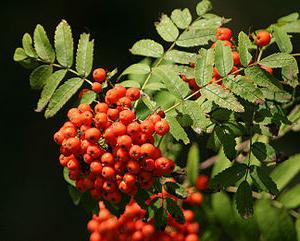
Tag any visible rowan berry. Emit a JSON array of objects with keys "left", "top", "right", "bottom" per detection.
[
  {"left": 123, "top": 173, "right": 136, "bottom": 186},
  {"left": 111, "top": 122, "right": 127, "bottom": 136},
  {"left": 117, "top": 135, "right": 132, "bottom": 149},
  {"left": 93, "top": 68, "right": 106, "bottom": 83},
  {"left": 102, "top": 166, "right": 116, "bottom": 179},
  {"left": 140, "top": 120, "right": 155, "bottom": 135},
  {"left": 101, "top": 152, "right": 114, "bottom": 166},
  {"left": 127, "top": 122, "right": 141, "bottom": 136},
  {"left": 129, "top": 145, "right": 141, "bottom": 159},
  {"left": 94, "top": 103, "right": 109, "bottom": 113},
  {"left": 87, "top": 145, "right": 103, "bottom": 159},
  {"left": 148, "top": 114, "right": 161, "bottom": 124},
  {"left": 216, "top": 27, "right": 233, "bottom": 41},
  {"left": 260, "top": 65, "right": 273, "bottom": 74},
  {"left": 256, "top": 31, "right": 271, "bottom": 47},
  {"left": 155, "top": 120, "right": 170, "bottom": 136},
  {"left": 185, "top": 234, "right": 198, "bottom": 241},
  {"left": 67, "top": 158, "right": 80, "bottom": 170},
  {"left": 126, "top": 160, "right": 140, "bottom": 174},
  {"left": 126, "top": 87, "right": 141, "bottom": 101},
  {"left": 107, "top": 108, "right": 119, "bottom": 121},
  {"left": 54, "top": 131, "right": 65, "bottom": 145},
  {"left": 140, "top": 143, "right": 156, "bottom": 157},
  {"left": 90, "top": 161, "right": 103, "bottom": 174},
  {"left": 232, "top": 51, "right": 241, "bottom": 65},
  {"left": 118, "top": 97, "right": 132, "bottom": 109},
  {"left": 85, "top": 128, "right": 101, "bottom": 142},
  {"left": 196, "top": 175, "right": 209, "bottom": 190},
  {"left": 92, "top": 82, "right": 102, "bottom": 93},
  {"left": 94, "top": 112, "right": 108, "bottom": 128},
  {"left": 119, "top": 109, "right": 135, "bottom": 125}
]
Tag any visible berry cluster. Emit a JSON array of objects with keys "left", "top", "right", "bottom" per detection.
[
  {"left": 54, "top": 81, "right": 174, "bottom": 203},
  {"left": 179, "top": 27, "right": 273, "bottom": 95},
  {"left": 88, "top": 201, "right": 199, "bottom": 241}
]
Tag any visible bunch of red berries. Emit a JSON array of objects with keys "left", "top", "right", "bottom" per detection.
[
  {"left": 54, "top": 78, "right": 174, "bottom": 203},
  {"left": 88, "top": 201, "right": 199, "bottom": 241},
  {"left": 179, "top": 27, "right": 273, "bottom": 95}
]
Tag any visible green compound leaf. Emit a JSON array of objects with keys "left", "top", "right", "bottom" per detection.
[
  {"left": 45, "top": 77, "right": 84, "bottom": 118},
  {"left": 183, "top": 100, "right": 212, "bottom": 133},
  {"left": 166, "top": 115, "right": 190, "bottom": 145},
  {"left": 255, "top": 199, "right": 297, "bottom": 241},
  {"left": 195, "top": 48, "right": 214, "bottom": 86},
  {"left": 272, "top": 25, "right": 293, "bottom": 53},
  {"left": 76, "top": 33, "right": 94, "bottom": 77},
  {"left": 281, "top": 56, "right": 299, "bottom": 88},
  {"left": 164, "top": 50, "right": 197, "bottom": 65},
  {"left": 22, "top": 33, "right": 37, "bottom": 58},
  {"left": 13, "top": 48, "right": 28, "bottom": 62},
  {"left": 271, "top": 153, "right": 300, "bottom": 191},
  {"left": 80, "top": 90, "right": 97, "bottom": 104},
  {"left": 118, "top": 80, "right": 141, "bottom": 88},
  {"left": 63, "top": 167, "right": 76, "bottom": 187},
  {"left": 176, "top": 28, "right": 216, "bottom": 47},
  {"left": 154, "top": 207, "right": 168, "bottom": 231},
  {"left": 245, "top": 66, "right": 283, "bottom": 91},
  {"left": 209, "top": 163, "right": 247, "bottom": 190},
  {"left": 33, "top": 24, "right": 55, "bottom": 63},
  {"left": 251, "top": 142, "right": 276, "bottom": 163},
  {"left": 215, "top": 125, "right": 237, "bottom": 160},
  {"left": 296, "top": 217, "right": 300, "bottom": 241},
  {"left": 235, "top": 180, "right": 253, "bottom": 219},
  {"left": 186, "top": 143, "right": 200, "bottom": 185},
  {"left": 36, "top": 69, "right": 67, "bottom": 112},
  {"left": 279, "top": 184, "right": 300, "bottom": 209},
  {"left": 29, "top": 65, "right": 53, "bottom": 90},
  {"left": 155, "top": 14, "right": 179, "bottom": 42},
  {"left": 55, "top": 19, "right": 74, "bottom": 68},
  {"left": 68, "top": 185, "right": 82, "bottom": 205},
  {"left": 164, "top": 182, "right": 188, "bottom": 199},
  {"left": 259, "top": 53, "right": 295, "bottom": 68},
  {"left": 201, "top": 83, "right": 244, "bottom": 112},
  {"left": 223, "top": 75, "right": 264, "bottom": 103},
  {"left": 153, "top": 65, "right": 189, "bottom": 99},
  {"left": 130, "top": 39, "right": 164, "bottom": 58},
  {"left": 196, "top": 0, "right": 213, "bottom": 16},
  {"left": 278, "top": 12, "right": 299, "bottom": 23},
  {"left": 215, "top": 40, "right": 234, "bottom": 77},
  {"left": 170, "top": 8, "right": 192, "bottom": 29},
  {"left": 134, "top": 188, "right": 150, "bottom": 210},
  {"left": 120, "top": 63, "right": 150, "bottom": 77},
  {"left": 250, "top": 165, "right": 279, "bottom": 195},
  {"left": 166, "top": 198, "right": 185, "bottom": 224},
  {"left": 238, "top": 31, "right": 252, "bottom": 67}
]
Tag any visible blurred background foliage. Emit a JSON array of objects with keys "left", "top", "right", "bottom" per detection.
[{"left": 1, "top": 0, "right": 299, "bottom": 240}]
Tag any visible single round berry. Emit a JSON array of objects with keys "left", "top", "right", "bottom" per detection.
[
  {"left": 92, "top": 82, "right": 102, "bottom": 93},
  {"left": 93, "top": 68, "right": 106, "bottom": 83},
  {"left": 256, "top": 31, "right": 271, "bottom": 47},
  {"left": 216, "top": 27, "right": 232, "bottom": 41}
]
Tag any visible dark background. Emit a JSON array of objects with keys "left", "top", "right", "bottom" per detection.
[{"left": 1, "top": 0, "right": 299, "bottom": 240}]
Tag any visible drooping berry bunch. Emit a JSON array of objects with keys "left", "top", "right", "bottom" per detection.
[
  {"left": 53, "top": 73, "right": 174, "bottom": 203},
  {"left": 87, "top": 200, "right": 199, "bottom": 241},
  {"left": 179, "top": 27, "right": 273, "bottom": 95}
]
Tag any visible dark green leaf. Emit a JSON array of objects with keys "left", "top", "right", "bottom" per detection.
[
  {"left": 279, "top": 105, "right": 300, "bottom": 136},
  {"left": 103, "top": 194, "right": 130, "bottom": 217},
  {"left": 201, "top": 84, "right": 244, "bottom": 112},
  {"left": 209, "top": 164, "right": 247, "bottom": 190},
  {"left": 134, "top": 188, "right": 150, "bottom": 209},
  {"left": 13, "top": 48, "right": 28, "bottom": 62},
  {"left": 45, "top": 77, "right": 84, "bottom": 118},
  {"left": 271, "top": 153, "right": 300, "bottom": 191},
  {"left": 120, "top": 63, "right": 150, "bottom": 76},
  {"left": 154, "top": 207, "right": 168, "bottom": 230},
  {"left": 245, "top": 66, "right": 283, "bottom": 91},
  {"left": 153, "top": 65, "right": 189, "bottom": 99},
  {"left": 195, "top": 48, "right": 214, "bottom": 86},
  {"left": 80, "top": 192, "right": 100, "bottom": 215},
  {"left": 250, "top": 165, "right": 279, "bottom": 195},
  {"left": 296, "top": 217, "right": 300, "bottom": 241},
  {"left": 186, "top": 143, "right": 200, "bottom": 185},
  {"left": 273, "top": 26, "right": 293, "bottom": 53},
  {"left": 55, "top": 19, "right": 74, "bottom": 68},
  {"left": 279, "top": 184, "right": 300, "bottom": 208},
  {"left": 238, "top": 31, "right": 252, "bottom": 67},
  {"left": 80, "top": 90, "right": 97, "bottom": 104},
  {"left": 215, "top": 125, "right": 237, "bottom": 160},
  {"left": 29, "top": 65, "right": 53, "bottom": 90},
  {"left": 22, "top": 33, "right": 37, "bottom": 58},
  {"left": 67, "top": 185, "right": 81, "bottom": 205},
  {"left": 165, "top": 115, "right": 190, "bottom": 144},
  {"left": 164, "top": 182, "right": 188, "bottom": 199},
  {"left": 196, "top": 0, "right": 213, "bottom": 16},
  {"left": 215, "top": 40, "right": 234, "bottom": 77},
  {"left": 235, "top": 180, "right": 253, "bottom": 219},
  {"left": 164, "top": 50, "right": 197, "bottom": 65},
  {"left": 155, "top": 14, "right": 179, "bottom": 42},
  {"left": 223, "top": 75, "right": 264, "bottom": 103},
  {"left": 170, "top": 9, "right": 192, "bottom": 29},
  {"left": 166, "top": 198, "right": 185, "bottom": 224},
  {"left": 76, "top": 33, "right": 94, "bottom": 77},
  {"left": 176, "top": 28, "right": 216, "bottom": 47},
  {"left": 147, "top": 197, "right": 161, "bottom": 219},
  {"left": 259, "top": 53, "right": 294, "bottom": 68},
  {"left": 211, "top": 149, "right": 231, "bottom": 177},
  {"left": 33, "top": 24, "right": 55, "bottom": 63},
  {"left": 130, "top": 39, "right": 164, "bottom": 58},
  {"left": 36, "top": 69, "right": 67, "bottom": 111},
  {"left": 252, "top": 142, "right": 276, "bottom": 162}
]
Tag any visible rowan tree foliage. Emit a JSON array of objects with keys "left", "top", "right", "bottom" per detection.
[{"left": 13, "top": 0, "right": 300, "bottom": 240}]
